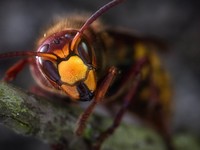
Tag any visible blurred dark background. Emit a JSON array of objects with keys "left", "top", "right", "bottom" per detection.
[{"left": 0, "top": 0, "right": 200, "bottom": 149}]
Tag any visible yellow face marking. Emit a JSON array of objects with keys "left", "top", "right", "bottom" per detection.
[
  {"left": 53, "top": 49, "right": 65, "bottom": 58},
  {"left": 62, "top": 44, "right": 70, "bottom": 56},
  {"left": 58, "top": 56, "right": 88, "bottom": 85},
  {"left": 38, "top": 53, "right": 57, "bottom": 61},
  {"left": 61, "top": 84, "right": 79, "bottom": 100},
  {"left": 84, "top": 70, "right": 96, "bottom": 92}
]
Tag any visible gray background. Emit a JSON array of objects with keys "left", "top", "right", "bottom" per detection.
[{"left": 0, "top": 0, "right": 200, "bottom": 149}]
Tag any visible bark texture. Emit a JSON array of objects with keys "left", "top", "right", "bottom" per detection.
[{"left": 0, "top": 82, "right": 199, "bottom": 150}]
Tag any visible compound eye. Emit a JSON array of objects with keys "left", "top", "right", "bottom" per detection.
[
  {"left": 42, "top": 60, "right": 60, "bottom": 83},
  {"left": 77, "top": 40, "right": 92, "bottom": 65}
]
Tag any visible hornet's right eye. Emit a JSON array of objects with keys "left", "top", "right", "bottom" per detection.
[{"left": 77, "top": 40, "right": 92, "bottom": 65}]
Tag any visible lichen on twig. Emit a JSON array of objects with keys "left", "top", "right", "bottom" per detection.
[{"left": 0, "top": 82, "right": 199, "bottom": 150}]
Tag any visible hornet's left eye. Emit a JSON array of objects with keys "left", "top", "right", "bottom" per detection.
[{"left": 77, "top": 40, "right": 92, "bottom": 65}]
